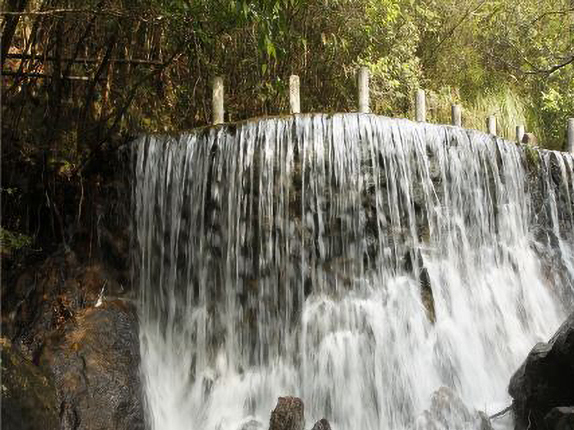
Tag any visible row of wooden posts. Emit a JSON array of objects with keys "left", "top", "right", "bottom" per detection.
[{"left": 211, "top": 67, "right": 574, "bottom": 154}]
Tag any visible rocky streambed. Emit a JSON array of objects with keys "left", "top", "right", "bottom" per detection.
[{"left": 3, "top": 228, "right": 574, "bottom": 429}]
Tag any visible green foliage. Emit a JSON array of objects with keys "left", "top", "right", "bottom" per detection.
[
  {"left": 2, "top": 0, "right": 573, "bottom": 252},
  {"left": 464, "top": 88, "right": 530, "bottom": 141},
  {"left": 534, "top": 67, "right": 574, "bottom": 150},
  {"left": 0, "top": 228, "right": 33, "bottom": 255}
]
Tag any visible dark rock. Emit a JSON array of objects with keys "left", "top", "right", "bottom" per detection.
[
  {"left": 1, "top": 338, "right": 59, "bottom": 430},
  {"left": 509, "top": 312, "right": 574, "bottom": 430},
  {"left": 311, "top": 418, "right": 331, "bottom": 430},
  {"left": 544, "top": 407, "right": 574, "bottom": 430},
  {"left": 420, "top": 267, "right": 436, "bottom": 324},
  {"left": 269, "top": 396, "right": 305, "bottom": 430},
  {"left": 522, "top": 133, "right": 538, "bottom": 145},
  {"left": 41, "top": 300, "right": 144, "bottom": 430},
  {"left": 417, "top": 387, "right": 493, "bottom": 430}
]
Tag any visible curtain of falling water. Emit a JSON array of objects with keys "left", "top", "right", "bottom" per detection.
[{"left": 133, "top": 114, "right": 574, "bottom": 430}]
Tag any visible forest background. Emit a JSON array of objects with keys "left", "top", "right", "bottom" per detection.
[{"left": 1, "top": 0, "right": 573, "bottom": 260}]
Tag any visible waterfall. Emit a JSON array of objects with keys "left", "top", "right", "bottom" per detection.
[{"left": 133, "top": 114, "right": 574, "bottom": 430}]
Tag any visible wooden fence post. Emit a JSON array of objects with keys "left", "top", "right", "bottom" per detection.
[
  {"left": 415, "top": 89, "right": 426, "bottom": 122},
  {"left": 451, "top": 104, "right": 462, "bottom": 127},
  {"left": 212, "top": 76, "right": 224, "bottom": 125},
  {"left": 358, "top": 67, "right": 370, "bottom": 113},
  {"left": 568, "top": 118, "right": 574, "bottom": 153},
  {"left": 289, "top": 75, "right": 300, "bottom": 114},
  {"left": 487, "top": 116, "right": 496, "bottom": 135}
]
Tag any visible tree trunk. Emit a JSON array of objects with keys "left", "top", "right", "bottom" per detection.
[{"left": 1, "top": 0, "right": 29, "bottom": 68}]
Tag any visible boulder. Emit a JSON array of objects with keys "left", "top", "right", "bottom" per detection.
[
  {"left": 0, "top": 338, "right": 59, "bottom": 430},
  {"left": 544, "top": 407, "right": 574, "bottom": 430},
  {"left": 3, "top": 250, "right": 127, "bottom": 362},
  {"left": 41, "top": 300, "right": 144, "bottom": 430},
  {"left": 3, "top": 246, "right": 143, "bottom": 430},
  {"left": 509, "top": 312, "right": 574, "bottom": 430},
  {"left": 416, "top": 387, "right": 492, "bottom": 430},
  {"left": 269, "top": 396, "right": 305, "bottom": 430},
  {"left": 310, "top": 418, "right": 331, "bottom": 430}
]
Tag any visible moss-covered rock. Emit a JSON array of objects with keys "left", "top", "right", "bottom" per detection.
[
  {"left": 1, "top": 338, "right": 59, "bottom": 430},
  {"left": 41, "top": 300, "right": 144, "bottom": 430}
]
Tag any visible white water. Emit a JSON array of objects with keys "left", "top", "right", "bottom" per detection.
[{"left": 133, "top": 114, "right": 574, "bottom": 430}]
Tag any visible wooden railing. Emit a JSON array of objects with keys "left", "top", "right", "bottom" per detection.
[{"left": 210, "top": 67, "right": 574, "bottom": 153}]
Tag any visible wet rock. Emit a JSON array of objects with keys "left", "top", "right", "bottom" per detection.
[
  {"left": 509, "top": 312, "right": 574, "bottom": 430},
  {"left": 3, "top": 250, "right": 127, "bottom": 361},
  {"left": 521, "top": 133, "right": 538, "bottom": 145},
  {"left": 429, "top": 387, "right": 473, "bottom": 424},
  {"left": 41, "top": 300, "right": 144, "bottom": 430},
  {"left": 310, "top": 418, "right": 331, "bottom": 430},
  {"left": 420, "top": 267, "right": 436, "bottom": 324},
  {"left": 477, "top": 412, "right": 494, "bottom": 430},
  {"left": 544, "top": 407, "right": 574, "bottom": 430},
  {"left": 269, "top": 396, "right": 305, "bottom": 430},
  {"left": 1, "top": 338, "right": 59, "bottom": 430},
  {"left": 416, "top": 387, "right": 492, "bottom": 430},
  {"left": 240, "top": 418, "right": 265, "bottom": 430}
]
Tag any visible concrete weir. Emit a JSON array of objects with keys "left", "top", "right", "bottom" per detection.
[{"left": 134, "top": 113, "right": 574, "bottom": 430}]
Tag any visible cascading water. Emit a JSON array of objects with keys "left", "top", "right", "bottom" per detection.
[{"left": 133, "top": 114, "right": 574, "bottom": 430}]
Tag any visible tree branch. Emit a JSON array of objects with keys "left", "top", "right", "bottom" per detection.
[
  {"left": 1, "top": 0, "right": 29, "bottom": 67},
  {"left": 5, "top": 52, "right": 164, "bottom": 66},
  {"left": 1, "top": 70, "right": 92, "bottom": 80},
  {"left": 529, "top": 8, "right": 574, "bottom": 26},
  {"left": 98, "top": 49, "right": 184, "bottom": 145},
  {"left": 0, "top": 8, "right": 165, "bottom": 22},
  {"left": 524, "top": 56, "right": 574, "bottom": 75},
  {"left": 431, "top": 0, "right": 489, "bottom": 55}
]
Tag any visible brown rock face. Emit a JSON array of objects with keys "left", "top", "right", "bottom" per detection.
[
  {"left": 41, "top": 300, "right": 144, "bottom": 430},
  {"left": 269, "top": 396, "right": 305, "bottom": 430},
  {"left": 3, "top": 247, "right": 143, "bottom": 430},
  {"left": 1, "top": 338, "right": 59, "bottom": 430},
  {"left": 4, "top": 250, "right": 128, "bottom": 362}
]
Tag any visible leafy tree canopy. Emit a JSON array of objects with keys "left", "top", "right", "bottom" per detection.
[{"left": 1, "top": 0, "right": 573, "bottom": 253}]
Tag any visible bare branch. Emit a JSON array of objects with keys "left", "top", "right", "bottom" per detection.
[
  {"left": 529, "top": 8, "right": 574, "bottom": 26},
  {"left": 524, "top": 56, "right": 574, "bottom": 75},
  {"left": 6, "top": 52, "right": 165, "bottom": 66},
  {"left": 430, "top": 0, "right": 489, "bottom": 55},
  {"left": 1, "top": 0, "right": 29, "bottom": 67},
  {"left": 95, "top": 49, "right": 184, "bottom": 151},
  {"left": 1, "top": 70, "right": 92, "bottom": 80},
  {"left": 0, "top": 8, "right": 165, "bottom": 22}
]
